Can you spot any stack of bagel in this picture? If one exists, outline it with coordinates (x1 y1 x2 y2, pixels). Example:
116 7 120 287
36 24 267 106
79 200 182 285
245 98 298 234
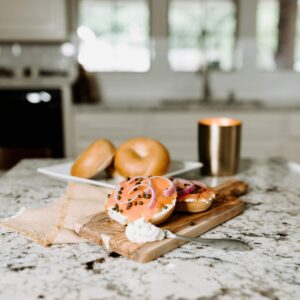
71 137 170 179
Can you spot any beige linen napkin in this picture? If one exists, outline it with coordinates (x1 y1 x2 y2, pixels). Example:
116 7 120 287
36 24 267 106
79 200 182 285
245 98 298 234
0 183 111 246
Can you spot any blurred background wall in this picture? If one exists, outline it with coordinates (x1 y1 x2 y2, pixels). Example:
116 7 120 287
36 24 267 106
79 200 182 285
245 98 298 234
0 0 300 171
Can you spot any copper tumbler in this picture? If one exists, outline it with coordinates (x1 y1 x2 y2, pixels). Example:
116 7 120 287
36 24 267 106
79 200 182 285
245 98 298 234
198 117 241 176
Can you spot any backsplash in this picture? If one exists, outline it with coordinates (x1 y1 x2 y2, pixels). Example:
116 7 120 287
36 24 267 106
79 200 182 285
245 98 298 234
0 43 77 80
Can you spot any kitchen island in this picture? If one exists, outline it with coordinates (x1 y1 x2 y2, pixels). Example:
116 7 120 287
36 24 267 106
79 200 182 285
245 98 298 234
0 159 299 300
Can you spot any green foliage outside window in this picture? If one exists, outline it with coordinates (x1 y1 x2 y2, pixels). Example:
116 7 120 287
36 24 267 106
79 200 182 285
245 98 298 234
168 0 236 71
79 0 149 47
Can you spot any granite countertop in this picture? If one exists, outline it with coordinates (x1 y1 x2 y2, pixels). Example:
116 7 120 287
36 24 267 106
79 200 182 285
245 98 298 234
0 158 299 300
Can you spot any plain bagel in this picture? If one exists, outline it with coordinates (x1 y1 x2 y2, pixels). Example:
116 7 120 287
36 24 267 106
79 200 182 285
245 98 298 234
114 137 170 177
71 139 116 178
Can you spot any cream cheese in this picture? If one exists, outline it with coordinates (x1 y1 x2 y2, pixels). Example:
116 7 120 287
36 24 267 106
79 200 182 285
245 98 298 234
125 218 165 243
107 207 128 225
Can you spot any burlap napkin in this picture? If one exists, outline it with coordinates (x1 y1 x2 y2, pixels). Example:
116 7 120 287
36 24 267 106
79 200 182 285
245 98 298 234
0 183 111 246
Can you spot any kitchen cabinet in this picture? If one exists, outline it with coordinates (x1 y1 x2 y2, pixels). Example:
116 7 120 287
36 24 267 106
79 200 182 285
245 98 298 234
74 109 300 162
0 0 68 41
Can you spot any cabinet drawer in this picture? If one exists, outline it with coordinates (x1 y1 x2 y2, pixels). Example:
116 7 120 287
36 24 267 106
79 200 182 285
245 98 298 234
283 141 300 162
288 114 300 138
242 141 283 158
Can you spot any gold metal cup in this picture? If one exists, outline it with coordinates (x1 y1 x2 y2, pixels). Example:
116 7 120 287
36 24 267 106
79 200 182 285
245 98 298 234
198 117 241 176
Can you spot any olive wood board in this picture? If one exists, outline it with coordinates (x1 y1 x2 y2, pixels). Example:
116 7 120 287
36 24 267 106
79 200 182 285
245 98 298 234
78 180 248 263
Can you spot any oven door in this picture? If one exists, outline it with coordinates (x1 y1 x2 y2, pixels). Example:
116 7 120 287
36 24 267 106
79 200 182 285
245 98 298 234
0 89 64 169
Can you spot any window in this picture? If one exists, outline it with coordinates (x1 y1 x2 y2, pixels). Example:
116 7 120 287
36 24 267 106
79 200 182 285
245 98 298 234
168 0 237 72
78 0 150 72
294 1 300 71
257 0 300 71
256 0 279 71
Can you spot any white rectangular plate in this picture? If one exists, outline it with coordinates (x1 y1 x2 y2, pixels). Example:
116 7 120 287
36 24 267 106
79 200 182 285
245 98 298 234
37 160 203 189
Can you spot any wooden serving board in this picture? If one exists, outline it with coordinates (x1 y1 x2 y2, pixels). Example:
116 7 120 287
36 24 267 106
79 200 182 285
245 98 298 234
78 180 248 263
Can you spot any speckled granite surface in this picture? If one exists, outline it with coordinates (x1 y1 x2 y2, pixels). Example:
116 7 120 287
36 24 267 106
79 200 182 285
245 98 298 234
0 158 299 300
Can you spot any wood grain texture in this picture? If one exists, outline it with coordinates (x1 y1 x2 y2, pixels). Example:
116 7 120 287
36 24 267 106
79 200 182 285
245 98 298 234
79 180 248 262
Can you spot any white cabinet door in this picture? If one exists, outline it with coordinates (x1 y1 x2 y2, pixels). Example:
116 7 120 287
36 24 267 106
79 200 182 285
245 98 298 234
74 112 145 155
230 112 287 159
285 113 300 162
0 0 67 41
144 113 200 160
283 141 300 162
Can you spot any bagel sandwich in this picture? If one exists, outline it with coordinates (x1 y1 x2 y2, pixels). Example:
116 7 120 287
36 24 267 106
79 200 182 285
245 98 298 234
105 176 177 225
174 179 215 213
